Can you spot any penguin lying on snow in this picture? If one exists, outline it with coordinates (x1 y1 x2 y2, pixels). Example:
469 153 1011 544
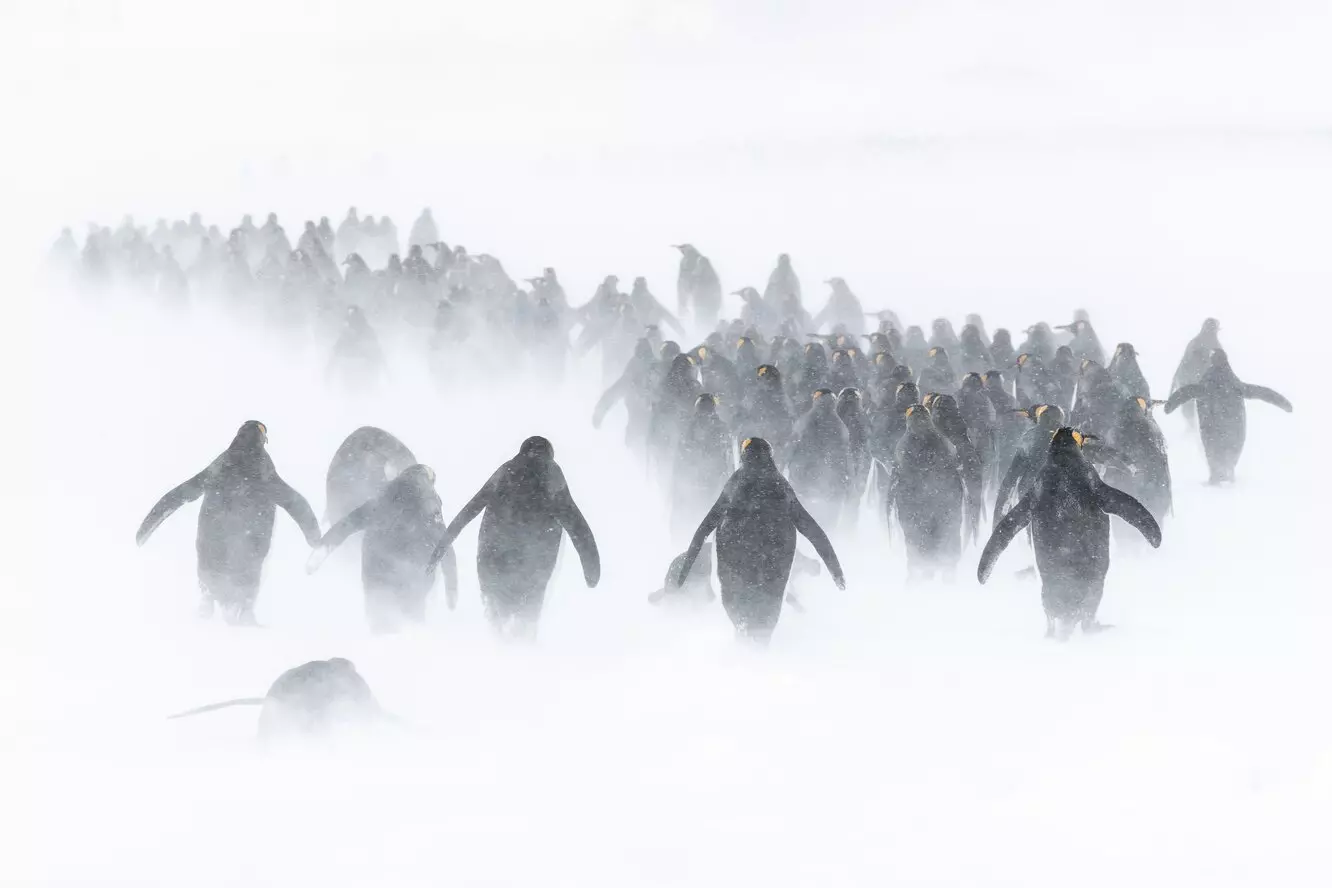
167 658 394 742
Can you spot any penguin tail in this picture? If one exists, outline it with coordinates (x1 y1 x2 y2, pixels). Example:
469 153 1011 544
167 698 265 719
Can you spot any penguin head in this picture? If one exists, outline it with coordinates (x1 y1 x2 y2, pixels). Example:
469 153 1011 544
903 404 933 433
960 372 984 392
1016 352 1038 369
1049 427 1089 465
740 436 775 467
1210 348 1231 371
756 363 781 386
397 464 437 491
961 324 984 347
777 253 791 269
631 276 648 294
888 364 914 386
930 393 961 420
803 342 827 364
965 313 985 329
1074 309 1091 324
1202 318 1221 337
811 388 836 409
518 436 555 461
866 332 889 353
931 319 953 338
660 341 682 363
235 420 268 449
928 346 949 364
1055 345 1075 364
906 326 927 347
1114 342 1137 360
837 387 862 408
894 382 922 409
1032 403 1066 432
695 393 719 414
993 328 1013 347
669 353 697 379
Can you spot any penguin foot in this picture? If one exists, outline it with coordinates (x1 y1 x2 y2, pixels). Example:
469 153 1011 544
1081 620 1115 635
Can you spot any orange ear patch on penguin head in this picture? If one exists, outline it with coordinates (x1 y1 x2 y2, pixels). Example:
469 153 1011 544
742 437 753 451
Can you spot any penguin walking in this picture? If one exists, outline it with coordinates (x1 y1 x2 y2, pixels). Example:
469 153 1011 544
135 421 321 624
670 394 736 541
836 388 873 517
885 405 965 581
672 437 845 644
978 429 1162 639
1108 343 1151 400
307 465 459 632
786 389 853 532
1170 318 1223 428
1105 398 1172 544
425 437 599 637
1163 349 1292 483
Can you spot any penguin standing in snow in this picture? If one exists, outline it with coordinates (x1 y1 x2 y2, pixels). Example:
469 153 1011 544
672 437 845 644
978 428 1161 640
425 437 599 637
1163 349 1292 484
135 421 321 625
307 465 459 632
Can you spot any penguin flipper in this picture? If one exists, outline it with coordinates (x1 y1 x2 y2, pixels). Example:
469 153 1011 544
1240 384 1293 412
308 500 376 573
992 452 1025 527
167 698 265 719
978 492 1034 583
791 495 845 589
271 474 323 546
136 469 208 546
1163 384 1203 414
673 496 726 588
555 488 600 587
1095 480 1162 548
428 474 495 573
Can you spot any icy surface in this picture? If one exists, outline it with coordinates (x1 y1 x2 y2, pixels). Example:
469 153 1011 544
6 2 1332 886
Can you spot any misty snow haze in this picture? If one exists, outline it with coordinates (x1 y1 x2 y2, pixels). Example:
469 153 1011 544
5 1 1332 885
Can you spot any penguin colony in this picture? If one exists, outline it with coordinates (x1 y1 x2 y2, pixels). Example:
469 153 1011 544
56 209 1295 651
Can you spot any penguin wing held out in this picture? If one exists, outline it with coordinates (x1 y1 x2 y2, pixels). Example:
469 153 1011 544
670 473 846 591
306 499 377 573
135 467 209 546
424 464 601 588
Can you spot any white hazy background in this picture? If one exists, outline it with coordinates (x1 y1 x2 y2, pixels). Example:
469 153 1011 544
5 1 1332 885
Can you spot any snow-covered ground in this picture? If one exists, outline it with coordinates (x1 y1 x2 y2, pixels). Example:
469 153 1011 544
5 2 1332 885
